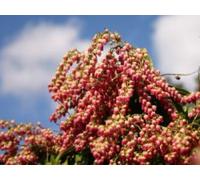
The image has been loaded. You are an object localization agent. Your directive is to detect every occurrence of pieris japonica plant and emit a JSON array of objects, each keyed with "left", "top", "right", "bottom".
[{"left": 1, "top": 29, "right": 200, "bottom": 165}]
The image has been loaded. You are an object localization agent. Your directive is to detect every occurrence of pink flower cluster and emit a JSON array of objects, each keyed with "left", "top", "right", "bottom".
[
  {"left": 0, "top": 120, "right": 59, "bottom": 164},
  {"left": 47, "top": 30, "right": 200, "bottom": 164},
  {"left": 1, "top": 30, "right": 200, "bottom": 164}
]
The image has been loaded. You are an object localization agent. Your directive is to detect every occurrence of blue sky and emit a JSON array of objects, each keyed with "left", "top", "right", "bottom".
[{"left": 0, "top": 16, "right": 199, "bottom": 130}]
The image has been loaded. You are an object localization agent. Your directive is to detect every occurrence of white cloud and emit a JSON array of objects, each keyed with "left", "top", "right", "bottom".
[
  {"left": 0, "top": 20, "right": 90, "bottom": 96},
  {"left": 153, "top": 16, "right": 200, "bottom": 91}
]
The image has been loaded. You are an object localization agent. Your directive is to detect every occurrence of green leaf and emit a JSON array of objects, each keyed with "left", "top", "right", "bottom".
[
  {"left": 174, "top": 87, "right": 190, "bottom": 95},
  {"left": 75, "top": 154, "right": 82, "bottom": 164}
]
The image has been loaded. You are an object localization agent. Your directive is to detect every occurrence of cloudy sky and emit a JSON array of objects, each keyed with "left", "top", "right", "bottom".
[{"left": 0, "top": 16, "right": 199, "bottom": 129}]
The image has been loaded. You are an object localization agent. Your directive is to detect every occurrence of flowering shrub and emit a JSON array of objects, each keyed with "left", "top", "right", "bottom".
[{"left": 1, "top": 30, "right": 200, "bottom": 164}]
